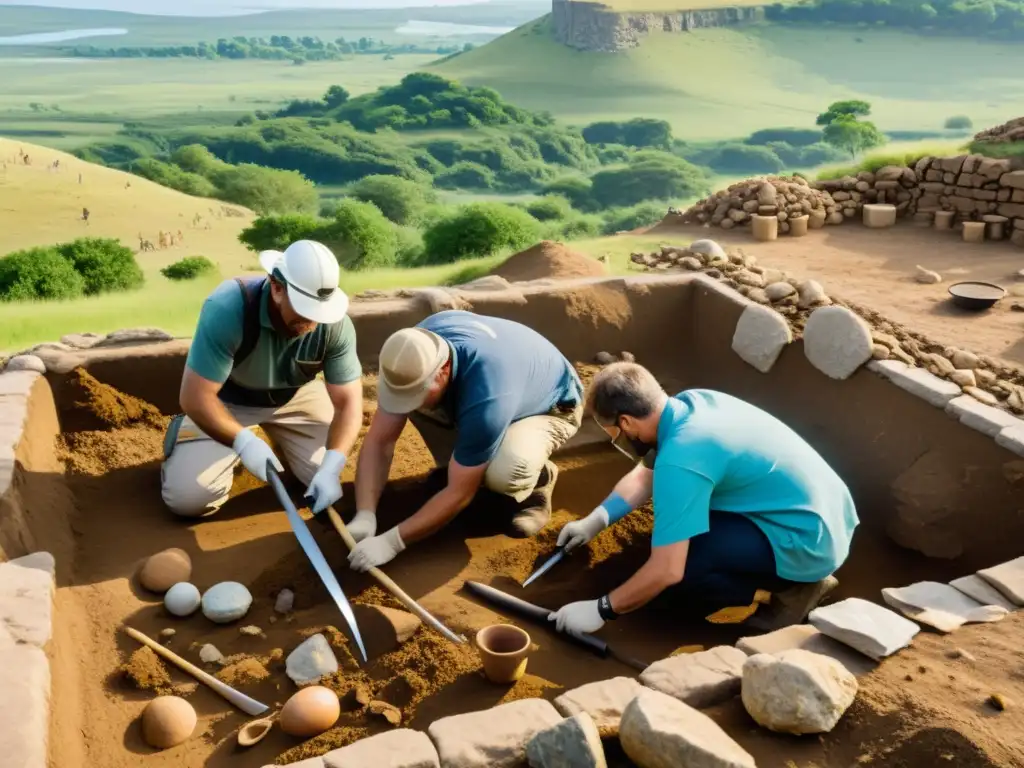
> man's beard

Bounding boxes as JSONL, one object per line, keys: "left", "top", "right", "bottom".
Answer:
{"left": 269, "top": 298, "right": 312, "bottom": 338}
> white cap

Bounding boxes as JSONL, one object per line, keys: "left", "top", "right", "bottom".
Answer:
{"left": 258, "top": 240, "right": 348, "bottom": 324}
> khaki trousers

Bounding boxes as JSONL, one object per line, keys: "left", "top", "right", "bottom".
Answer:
{"left": 410, "top": 403, "right": 583, "bottom": 503}
{"left": 161, "top": 380, "right": 333, "bottom": 517}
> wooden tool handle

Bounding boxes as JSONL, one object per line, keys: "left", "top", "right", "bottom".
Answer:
{"left": 326, "top": 506, "right": 467, "bottom": 644}
{"left": 124, "top": 626, "right": 269, "bottom": 716}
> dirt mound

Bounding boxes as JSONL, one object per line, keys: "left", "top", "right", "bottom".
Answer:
{"left": 974, "top": 116, "right": 1024, "bottom": 144}
{"left": 490, "top": 240, "right": 607, "bottom": 282}
{"left": 58, "top": 367, "right": 167, "bottom": 433}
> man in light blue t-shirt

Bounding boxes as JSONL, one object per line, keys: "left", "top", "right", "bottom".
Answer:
{"left": 548, "top": 362, "right": 858, "bottom": 636}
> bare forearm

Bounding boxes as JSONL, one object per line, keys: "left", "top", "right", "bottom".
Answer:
{"left": 183, "top": 396, "right": 244, "bottom": 447}
{"left": 396, "top": 487, "right": 471, "bottom": 545}
{"left": 354, "top": 439, "right": 395, "bottom": 512}
{"left": 326, "top": 399, "right": 362, "bottom": 457}
{"left": 608, "top": 559, "right": 679, "bottom": 614}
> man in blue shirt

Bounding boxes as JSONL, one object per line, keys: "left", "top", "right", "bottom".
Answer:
{"left": 347, "top": 310, "right": 584, "bottom": 571}
{"left": 548, "top": 362, "right": 858, "bottom": 635}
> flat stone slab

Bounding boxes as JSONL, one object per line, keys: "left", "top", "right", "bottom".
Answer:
{"left": 977, "top": 556, "right": 1024, "bottom": 605}
{"left": 803, "top": 306, "right": 873, "bottom": 380}
{"left": 867, "top": 360, "right": 961, "bottom": 407}
{"left": 0, "top": 557, "right": 55, "bottom": 648}
{"left": 620, "top": 689, "right": 755, "bottom": 768}
{"left": 808, "top": 597, "right": 919, "bottom": 661}
{"left": 731, "top": 303, "right": 792, "bottom": 373}
{"left": 0, "top": 644, "right": 49, "bottom": 768}
{"left": 526, "top": 712, "right": 607, "bottom": 768}
{"left": 639, "top": 646, "right": 746, "bottom": 708}
{"left": 996, "top": 424, "right": 1024, "bottom": 459}
{"left": 882, "top": 581, "right": 1008, "bottom": 633}
{"left": 428, "top": 698, "right": 562, "bottom": 768}
{"left": 323, "top": 729, "right": 440, "bottom": 768}
{"left": 286, "top": 633, "right": 339, "bottom": 685}
{"left": 949, "top": 575, "right": 1019, "bottom": 611}
{"left": 945, "top": 395, "right": 1022, "bottom": 438}
{"left": 553, "top": 676, "right": 645, "bottom": 737}
{"left": 736, "top": 624, "right": 877, "bottom": 677}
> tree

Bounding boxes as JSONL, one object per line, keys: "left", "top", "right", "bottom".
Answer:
{"left": 320, "top": 199, "right": 398, "bottom": 270}
{"left": 213, "top": 164, "right": 319, "bottom": 216}
{"left": 347, "top": 175, "right": 438, "bottom": 225}
{"left": 816, "top": 100, "right": 872, "bottom": 126}
{"left": 945, "top": 115, "right": 973, "bottom": 130}
{"left": 822, "top": 114, "right": 886, "bottom": 158}
{"left": 323, "top": 85, "right": 350, "bottom": 109}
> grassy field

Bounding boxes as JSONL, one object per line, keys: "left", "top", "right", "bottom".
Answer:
{"left": 434, "top": 17, "right": 1024, "bottom": 139}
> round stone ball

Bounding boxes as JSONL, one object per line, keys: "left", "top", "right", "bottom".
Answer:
{"left": 141, "top": 695, "right": 197, "bottom": 749}
{"left": 163, "top": 582, "right": 201, "bottom": 617}
{"left": 201, "top": 581, "right": 253, "bottom": 624}
{"left": 138, "top": 549, "right": 192, "bottom": 593}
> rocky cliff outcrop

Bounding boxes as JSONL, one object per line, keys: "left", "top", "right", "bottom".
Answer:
{"left": 552, "top": 0, "right": 765, "bottom": 52}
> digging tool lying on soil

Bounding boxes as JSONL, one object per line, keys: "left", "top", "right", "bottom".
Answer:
{"left": 325, "top": 505, "right": 468, "bottom": 645}
{"left": 521, "top": 545, "right": 567, "bottom": 588}
{"left": 266, "top": 462, "right": 368, "bottom": 663}
{"left": 464, "top": 580, "right": 649, "bottom": 672}
{"left": 124, "top": 626, "right": 270, "bottom": 716}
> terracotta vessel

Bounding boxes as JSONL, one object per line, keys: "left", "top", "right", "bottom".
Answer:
{"left": 476, "top": 624, "right": 531, "bottom": 684}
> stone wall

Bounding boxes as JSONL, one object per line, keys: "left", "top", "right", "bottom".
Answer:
{"left": 551, "top": 0, "right": 765, "bottom": 52}
{"left": 670, "top": 153, "right": 1024, "bottom": 247}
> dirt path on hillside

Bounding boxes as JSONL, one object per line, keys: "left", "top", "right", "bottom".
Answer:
{"left": 656, "top": 223, "right": 1024, "bottom": 365}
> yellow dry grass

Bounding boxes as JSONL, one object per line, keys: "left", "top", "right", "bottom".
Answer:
{"left": 0, "top": 137, "right": 256, "bottom": 274}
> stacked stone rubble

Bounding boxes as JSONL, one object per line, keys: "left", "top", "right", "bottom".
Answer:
{"left": 973, "top": 116, "right": 1024, "bottom": 145}
{"left": 673, "top": 176, "right": 839, "bottom": 234}
{"left": 816, "top": 165, "right": 919, "bottom": 220}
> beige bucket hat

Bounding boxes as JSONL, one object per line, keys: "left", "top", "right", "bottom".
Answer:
{"left": 377, "top": 327, "right": 451, "bottom": 414}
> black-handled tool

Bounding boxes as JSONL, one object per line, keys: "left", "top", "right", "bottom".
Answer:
{"left": 464, "top": 580, "right": 649, "bottom": 672}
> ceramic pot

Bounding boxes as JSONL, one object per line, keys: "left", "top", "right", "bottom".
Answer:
{"left": 476, "top": 624, "right": 531, "bottom": 684}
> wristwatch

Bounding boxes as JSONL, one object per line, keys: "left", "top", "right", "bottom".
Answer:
{"left": 598, "top": 594, "right": 619, "bottom": 621}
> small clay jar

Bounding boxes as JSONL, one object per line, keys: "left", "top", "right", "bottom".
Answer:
{"left": 476, "top": 624, "right": 531, "bottom": 684}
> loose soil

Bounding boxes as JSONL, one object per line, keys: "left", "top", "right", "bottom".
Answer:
{"left": 42, "top": 361, "right": 1024, "bottom": 767}
{"left": 491, "top": 240, "right": 608, "bottom": 282}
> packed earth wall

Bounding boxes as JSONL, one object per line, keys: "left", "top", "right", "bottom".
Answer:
{"left": 3, "top": 273, "right": 1024, "bottom": 766}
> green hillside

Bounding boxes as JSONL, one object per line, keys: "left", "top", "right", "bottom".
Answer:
{"left": 433, "top": 17, "right": 1024, "bottom": 140}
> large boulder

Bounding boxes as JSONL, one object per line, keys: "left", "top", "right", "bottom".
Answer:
{"left": 525, "top": 712, "right": 606, "bottom": 768}
{"left": 553, "top": 676, "right": 644, "bottom": 737}
{"left": 639, "top": 646, "right": 746, "bottom": 708}
{"left": 428, "top": 699, "right": 562, "bottom": 768}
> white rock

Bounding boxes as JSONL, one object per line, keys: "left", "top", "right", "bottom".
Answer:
{"left": 619, "top": 689, "right": 755, "bottom": 768}
{"left": 949, "top": 575, "right": 1018, "bottom": 611}
{"left": 525, "top": 712, "right": 607, "bottom": 768}
{"left": 809, "top": 597, "right": 919, "bottom": 660}
{"left": 553, "top": 676, "right": 644, "bottom": 737}
{"left": 640, "top": 646, "right": 746, "bottom": 708}
{"left": 164, "top": 582, "right": 201, "bottom": 617}
{"left": 736, "top": 624, "right": 877, "bottom": 677}
{"left": 59, "top": 332, "right": 103, "bottom": 350}
{"left": 688, "top": 239, "right": 726, "bottom": 262}
{"left": 240, "top": 625, "right": 264, "bottom": 637}
{"left": 199, "top": 644, "right": 224, "bottom": 664}
{"left": 803, "top": 306, "right": 872, "bottom": 380}
{"left": 0, "top": 558, "right": 54, "bottom": 649}
{"left": 275, "top": 588, "right": 295, "bottom": 614}
{"left": 914, "top": 265, "right": 942, "bottom": 284}
{"left": 951, "top": 349, "right": 980, "bottom": 369}
{"left": 950, "top": 369, "right": 976, "bottom": 388}
{"left": 201, "top": 581, "right": 252, "bottom": 623}
{"left": 882, "top": 581, "right": 1007, "bottom": 632}
{"left": 977, "top": 556, "right": 1024, "bottom": 605}
{"left": 867, "top": 360, "right": 961, "bottom": 407}
{"left": 731, "top": 304, "right": 792, "bottom": 374}
{"left": 4, "top": 355, "right": 46, "bottom": 373}
{"left": 0, "top": 644, "right": 49, "bottom": 768}
{"left": 946, "top": 395, "right": 1021, "bottom": 438}
{"left": 322, "top": 728, "right": 440, "bottom": 768}
{"left": 286, "top": 633, "right": 339, "bottom": 685}
{"left": 10, "top": 552, "right": 55, "bottom": 575}
{"left": 764, "top": 282, "right": 796, "bottom": 302}
{"left": 93, "top": 327, "right": 174, "bottom": 347}
{"left": 797, "top": 279, "right": 828, "bottom": 308}
{"left": 741, "top": 649, "right": 858, "bottom": 734}
{"left": 428, "top": 699, "right": 561, "bottom": 768}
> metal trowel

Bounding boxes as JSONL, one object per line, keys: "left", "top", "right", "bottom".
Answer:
{"left": 522, "top": 545, "right": 567, "bottom": 588}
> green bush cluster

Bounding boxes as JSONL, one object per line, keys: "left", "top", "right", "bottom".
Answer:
{"left": 0, "top": 238, "right": 144, "bottom": 302}
{"left": 161, "top": 256, "right": 218, "bottom": 281}
{"left": 581, "top": 118, "right": 673, "bottom": 150}
{"left": 422, "top": 203, "right": 541, "bottom": 265}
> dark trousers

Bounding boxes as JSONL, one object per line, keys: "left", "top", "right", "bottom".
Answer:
{"left": 665, "top": 510, "right": 798, "bottom": 615}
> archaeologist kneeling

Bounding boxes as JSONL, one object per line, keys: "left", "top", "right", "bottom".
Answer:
{"left": 346, "top": 309, "right": 584, "bottom": 572}
{"left": 548, "top": 362, "right": 859, "bottom": 635}
{"left": 161, "top": 240, "right": 363, "bottom": 517}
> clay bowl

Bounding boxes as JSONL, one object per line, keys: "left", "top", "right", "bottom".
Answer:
{"left": 237, "top": 717, "right": 274, "bottom": 748}
{"left": 948, "top": 281, "right": 1006, "bottom": 311}
{"left": 476, "top": 624, "right": 531, "bottom": 684}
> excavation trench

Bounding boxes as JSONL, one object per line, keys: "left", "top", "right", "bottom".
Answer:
{"left": 7, "top": 274, "right": 1024, "bottom": 767}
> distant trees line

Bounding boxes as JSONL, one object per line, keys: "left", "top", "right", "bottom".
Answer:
{"left": 64, "top": 35, "right": 475, "bottom": 61}
{"left": 767, "top": 0, "right": 1024, "bottom": 39}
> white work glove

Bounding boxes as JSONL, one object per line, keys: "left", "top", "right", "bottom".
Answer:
{"left": 346, "top": 510, "right": 378, "bottom": 542}
{"left": 233, "top": 428, "right": 284, "bottom": 482}
{"left": 304, "top": 449, "right": 346, "bottom": 515}
{"left": 348, "top": 526, "right": 405, "bottom": 572}
{"left": 556, "top": 507, "right": 610, "bottom": 552}
{"left": 548, "top": 599, "right": 605, "bottom": 634}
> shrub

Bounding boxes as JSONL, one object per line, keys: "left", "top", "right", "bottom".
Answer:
{"left": 394, "top": 225, "right": 426, "bottom": 266}
{"left": 422, "top": 203, "right": 541, "bottom": 264}
{"left": 944, "top": 115, "right": 973, "bottom": 130}
{"left": 238, "top": 214, "right": 323, "bottom": 252}
{"left": 0, "top": 247, "right": 85, "bottom": 301}
{"left": 706, "top": 144, "right": 785, "bottom": 174}
{"left": 321, "top": 199, "right": 398, "bottom": 270}
{"left": 595, "top": 144, "right": 632, "bottom": 164}
{"left": 347, "top": 175, "right": 438, "bottom": 225}
{"left": 434, "top": 161, "right": 496, "bottom": 190}
{"left": 553, "top": 213, "right": 603, "bottom": 239}
{"left": 213, "top": 164, "right": 319, "bottom": 215}
{"left": 590, "top": 152, "right": 709, "bottom": 208}
{"left": 746, "top": 128, "right": 823, "bottom": 147}
{"left": 171, "top": 144, "right": 225, "bottom": 176}
{"left": 57, "top": 238, "right": 144, "bottom": 295}
{"left": 131, "top": 158, "right": 217, "bottom": 197}
{"left": 526, "top": 195, "right": 573, "bottom": 221}
{"left": 601, "top": 201, "right": 666, "bottom": 234}
{"left": 540, "top": 177, "right": 597, "bottom": 211}
{"left": 581, "top": 118, "right": 673, "bottom": 149}
{"left": 161, "top": 256, "right": 218, "bottom": 281}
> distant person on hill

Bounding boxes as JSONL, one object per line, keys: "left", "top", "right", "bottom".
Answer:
{"left": 346, "top": 311, "right": 583, "bottom": 572}
{"left": 160, "top": 240, "right": 363, "bottom": 519}
{"left": 546, "top": 362, "right": 858, "bottom": 635}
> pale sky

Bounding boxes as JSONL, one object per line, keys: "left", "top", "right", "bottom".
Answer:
{"left": 0, "top": 0, "right": 511, "bottom": 13}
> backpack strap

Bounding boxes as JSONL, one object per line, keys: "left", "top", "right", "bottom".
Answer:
{"left": 234, "top": 277, "right": 266, "bottom": 368}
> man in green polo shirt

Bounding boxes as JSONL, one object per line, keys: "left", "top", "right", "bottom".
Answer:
{"left": 161, "top": 240, "right": 364, "bottom": 518}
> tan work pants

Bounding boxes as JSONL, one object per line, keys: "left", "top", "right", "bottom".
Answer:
{"left": 410, "top": 403, "right": 583, "bottom": 503}
{"left": 161, "top": 380, "right": 333, "bottom": 517}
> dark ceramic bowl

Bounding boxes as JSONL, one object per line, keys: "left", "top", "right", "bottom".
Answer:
{"left": 947, "top": 281, "right": 1007, "bottom": 311}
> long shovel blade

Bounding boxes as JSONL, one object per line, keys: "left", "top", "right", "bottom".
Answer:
{"left": 266, "top": 462, "right": 368, "bottom": 663}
